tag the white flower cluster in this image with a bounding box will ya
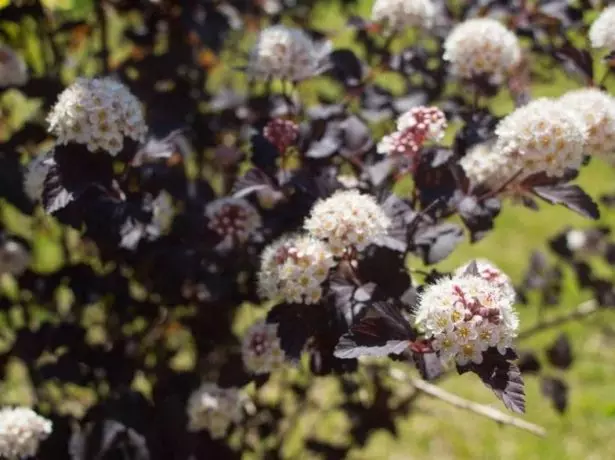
[186,383,245,439]
[494,98,587,179]
[247,25,330,81]
[443,18,521,83]
[206,197,262,245]
[378,106,447,158]
[0,240,31,277]
[23,151,54,203]
[0,407,52,459]
[0,46,27,88]
[258,234,335,304]
[559,88,615,158]
[459,142,515,189]
[589,6,615,51]
[47,77,147,156]
[242,321,285,374]
[304,190,390,256]
[371,0,436,32]
[415,264,519,366]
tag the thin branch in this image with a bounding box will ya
[517,299,600,340]
[410,378,547,437]
[96,1,110,74]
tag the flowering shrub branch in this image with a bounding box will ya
[0,0,613,458]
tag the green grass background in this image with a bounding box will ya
[3,0,615,458]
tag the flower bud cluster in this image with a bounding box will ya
[377,106,447,162]
[263,118,299,153]
[206,197,262,245]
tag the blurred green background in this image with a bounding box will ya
[3,0,615,458]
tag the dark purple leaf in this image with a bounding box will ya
[518,350,542,374]
[541,376,569,413]
[460,348,526,413]
[267,303,320,361]
[546,333,573,370]
[553,43,593,84]
[532,184,599,219]
[334,301,415,359]
[412,222,464,265]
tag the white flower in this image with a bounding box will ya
[258,234,336,304]
[371,0,436,32]
[242,321,285,374]
[0,240,30,277]
[456,341,484,366]
[459,142,517,188]
[566,229,587,252]
[589,6,615,51]
[247,25,330,81]
[23,150,54,203]
[455,259,516,305]
[559,88,615,158]
[205,197,261,247]
[186,383,245,439]
[494,98,587,179]
[304,190,390,256]
[443,18,521,83]
[0,46,27,88]
[0,407,52,459]
[415,271,518,366]
[47,77,147,156]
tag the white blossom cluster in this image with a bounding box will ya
[494,98,587,179]
[23,151,54,203]
[247,25,330,81]
[242,321,285,374]
[186,383,245,439]
[459,142,515,189]
[0,46,27,88]
[258,234,335,304]
[0,407,52,459]
[443,18,521,83]
[559,88,615,159]
[378,106,447,158]
[415,263,519,366]
[371,0,436,32]
[47,77,147,156]
[205,197,262,246]
[0,240,31,277]
[589,6,615,51]
[304,190,390,256]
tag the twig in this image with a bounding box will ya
[410,378,547,437]
[96,1,110,74]
[517,299,600,340]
